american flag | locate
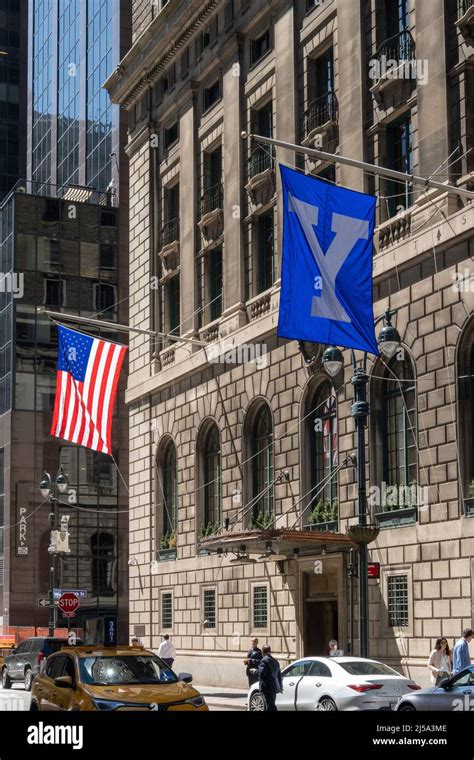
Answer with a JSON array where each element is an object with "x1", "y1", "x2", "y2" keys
[{"x1": 50, "y1": 325, "x2": 127, "y2": 455}]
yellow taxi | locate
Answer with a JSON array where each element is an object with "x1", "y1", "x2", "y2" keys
[
  {"x1": 0, "y1": 637, "x2": 17, "y2": 671},
  {"x1": 30, "y1": 645, "x2": 208, "y2": 711}
]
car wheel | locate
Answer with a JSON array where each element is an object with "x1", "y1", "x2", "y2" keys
[
  {"x1": 248, "y1": 691, "x2": 267, "y2": 711},
  {"x1": 398, "y1": 703, "x2": 416, "y2": 712},
  {"x1": 24, "y1": 668, "x2": 33, "y2": 692},
  {"x1": 318, "y1": 697, "x2": 337, "y2": 712},
  {"x1": 2, "y1": 668, "x2": 12, "y2": 689}
]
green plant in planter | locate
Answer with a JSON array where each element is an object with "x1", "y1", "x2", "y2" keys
[
  {"x1": 160, "y1": 531, "x2": 170, "y2": 550},
  {"x1": 309, "y1": 500, "x2": 326, "y2": 526},
  {"x1": 469, "y1": 480, "x2": 474, "y2": 498},
  {"x1": 249, "y1": 511, "x2": 274, "y2": 530},
  {"x1": 329, "y1": 498, "x2": 338, "y2": 522},
  {"x1": 200, "y1": 520, "x2": 220, "y2": 538}
]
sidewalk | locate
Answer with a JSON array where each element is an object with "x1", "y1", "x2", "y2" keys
[{"x1": 194, "y1": 684, "x2": 248, "y2": 711}]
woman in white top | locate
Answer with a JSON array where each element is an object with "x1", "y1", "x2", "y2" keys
[{"x1": 428, "y1": 638, "x2": 452, "y2": 686}]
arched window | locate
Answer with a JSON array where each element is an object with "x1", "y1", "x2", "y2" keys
[
  {"x1": 382, "y1": 356, "x2": 416, "y2": 488},
  {"x1": 458, "y1": 326, "x2": 474, "y2": 512},
  {"x1": 305, "y1": 382, "x2": 338, "y2": 525},
  {"x1": 203, "y1": 424, "x2": 221, "y2": 530},
  {"x1": 252, "y1": 404, "x2": 273, "y2": 521},
  {"x1": 91, "y1": 532, "x2": 115, "y2": 596}
]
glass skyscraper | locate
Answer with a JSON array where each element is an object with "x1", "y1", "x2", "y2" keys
[
  {"x1": 0, "y1": 0, "x2": 130, "y2": 639},
  {"x1": 0, "y1": 0, "x2": 27, "y2": 201},
  {"x1": 28, "y1": 0, "x2": 124, "y2": 194}
]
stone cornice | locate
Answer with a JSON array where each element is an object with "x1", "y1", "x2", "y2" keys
[{"x1": 104, "y1": 0, "x2": 220, "y2": 109}]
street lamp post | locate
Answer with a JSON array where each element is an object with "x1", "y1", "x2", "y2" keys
[
  {"x1": 39, "y1": 468, "x2": 69, "y2": 636},
  {"x1": 320, "y1": 309, "x2": 401, "y2": 658}
]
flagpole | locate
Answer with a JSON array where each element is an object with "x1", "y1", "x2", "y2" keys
[
  {"x1": 37, "y1": 308, "x2": 208, "y2": 347},
  {"x1": 242, "y1": 132, "x2": 474, "y2": 201}
]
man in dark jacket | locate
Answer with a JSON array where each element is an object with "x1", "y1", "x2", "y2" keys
[
  {"x1": 258, "y1": 645, "x2": 283, "y2": 711},
  {"x1": 244, "y1": 637, "x2": 262, "y2": 687}
]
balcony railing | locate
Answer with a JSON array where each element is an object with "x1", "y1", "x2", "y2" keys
[
  {"x1": 304, "y1": 91, "x2": 338, "y2": 137},
  {"x1": 458, "y1": 0, "x2": 474, "y2": 17},
  {"x1": 374, "y1": 28, "x2": 415, "y2": 65},
  {"x1": 200, "y1": 182, "x2": 223, "y2": 216},
  {"x1": 248, "y1": 146, "x2": 275, "y2": 178},
  {"x1": 161, "y1": 217, "x2": 179, "y2": 247}
]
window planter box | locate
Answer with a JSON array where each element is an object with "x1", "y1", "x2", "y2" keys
[
  {"x1": 307, "y1": 521, "x2": 338, "y2": 533},
  {"x1": 375, "y1": 506, "x2": 417, "y2": 529},
  {"x1": 463, "y1": 497, "x2": 474, "y2": 517},
  {"x1": 157, "y1": 548, "x2": 177, "y2": 561}
]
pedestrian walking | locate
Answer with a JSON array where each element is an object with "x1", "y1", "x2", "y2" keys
[
  {"x1": 428, "y1": 638, "x2": 452, "y2": 685},
  {"x1": 452, "y1": 628, "x2": 473, "y2": 675},
  {"x1": 131, "y1": 636, "x2": 140, "y2": 646},
  {"x1": 244, "y1": 637, "x2": 263, "y2": 687},
  {"x1": 158, "y1": 634, "x2": 176, "y2": 669},
  {"x1": 328, "y1": 639, "x2": 339, "y2": 656},
  {"x1": 257, "y1": 645, "x2": 283, "y2": 712}
]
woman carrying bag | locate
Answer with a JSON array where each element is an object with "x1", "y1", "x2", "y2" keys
[{"x1": 428, "y1": 638, "x2": 452, "y2": 686}]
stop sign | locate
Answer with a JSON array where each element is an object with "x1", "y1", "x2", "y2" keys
[{"x1": 58, "y1": 592, "x2": 79, "y2": 618}]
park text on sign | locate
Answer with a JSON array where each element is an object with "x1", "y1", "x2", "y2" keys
[{"x1": 17, "y1": 507, "x2": 28, "y2": 555}]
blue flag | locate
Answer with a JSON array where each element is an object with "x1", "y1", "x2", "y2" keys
[{"x1": 278, "y1": 165, "x2": 378, "y2": 355}]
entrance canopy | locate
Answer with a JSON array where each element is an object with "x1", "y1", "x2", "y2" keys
[{"x1": 199, "y1": 528, "x2": 355, "y2": 559}]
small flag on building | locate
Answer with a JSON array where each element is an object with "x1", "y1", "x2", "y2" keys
[
  {"x1": 50, "y1": 325, "x2": 127, "y2": 455},
  {"x1": 278, "y1": 164, "x2": 378, "y2": 355}
]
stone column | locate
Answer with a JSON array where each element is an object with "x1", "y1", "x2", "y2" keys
[
  {"x1": 274, "y1": 3, "x2": 296, "y2": 280},
  {"x1": 179, "y1": 84, "x2": 199, "y2": 338},
  {"x1": 337, "y1": 0, "x2": 365, "y2": 192},
  {"x1": 414, "y1": 0, "x2": 449, "y2": 179},
  {"x1": 220, "y1": 35, "x2": 247, "y2": 336}
]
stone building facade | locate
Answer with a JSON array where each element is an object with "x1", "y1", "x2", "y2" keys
[{"x1": 106, "y1": 0, "x2": 474, "y2": 687}]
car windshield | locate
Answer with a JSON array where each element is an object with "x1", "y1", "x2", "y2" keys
[
  {"x1": 337, "y1": 661, "x2": 401, "y2": 677},
  {"x1": 78, "y1": 655, "x2": 178, "y2": 686}
]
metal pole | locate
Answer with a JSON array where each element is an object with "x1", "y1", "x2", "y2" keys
[
  {"x1": 351, "y1": 366, "x2": 370, "y2": 659},
  {"x1": 36, "y1": 307, "x2": 208, "y2": 347},
  {"x1": 349, "y1": 547, "x2": 355, "y2": 656},
  {"x1": 245, "y1": 133, "x2": 474, "y2": 201}
]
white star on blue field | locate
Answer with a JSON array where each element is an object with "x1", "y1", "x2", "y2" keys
[{"x1": 57, "y1": 326, "x2": 94, "y2": 382}]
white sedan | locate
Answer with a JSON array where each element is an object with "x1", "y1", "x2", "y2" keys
[{"x1": 248, "y1": 656, "x2": 421, "y2": 711}]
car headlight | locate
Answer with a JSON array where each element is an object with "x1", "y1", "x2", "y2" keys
[
  {"x1": 185, "y1": 696, "x2": 206, "y2": 708},
  {"x1": 92, "y1": 699, "x2": 124, "y2": 711}
]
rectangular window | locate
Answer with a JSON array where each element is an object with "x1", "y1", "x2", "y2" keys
[
  {"x1": 164, "y1": 121, "x2": 179, "y2": 149},
  {"x1": 93, "y1": 283, "x2": 116, "y2": 318},
  {"x1": 180, "y1": 49, "x2": 189, "y2": 79},
  {"x1": 253, "y1": 585, "x2": 268, "y2": 629},
  {"x1": 224, "y1": 0, "x2": 234, "y2": 28},
  {"x1": 44, "y1": 278, "x2": 65, "y2": 308},
  {"x1": 161, "y1": 592, "x2": 173, "y2": 629},
  {"x1": 388, "y1": 575, "x2": 408, "y2": 626},
  {"x1": 387, "y1": 116, "x2": 413, "y2": 217},
  {"x1": 168, "y1": 275, "x2": 180, "y2": 336},
  {"x1": 209, "y1": 15, "x2": 218, "y2": 44},
  {"x1": 257, "y1": 210, "x2": 274, "y2": 293},
  {"x1": 162, "y1": 64, "x2": 176, "y2": 95},
  {"x1": 209, "y1": 247, "x2": 223, "y2": 321},
  {"x1": 251, "y1": 30, "x2": 271, "y2": 66},
  {"x1": 203, "y1": 588, "x2": 216, "y2": 629},
  {"x1": 204, "y1": 80, "x2": 220, "y2": 112}
]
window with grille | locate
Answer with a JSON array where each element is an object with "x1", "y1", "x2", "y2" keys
[
  {"x1": 382, "y1": 356, "x2": 417, "y2": 501},
  {"x1": 253, "y1": 585, "x2": 268, "y2": 628},
  {"x1": 204, "y1": 80, "x2": 220, "y2": 111},
  {"x1": 203, "y1": 589, "x2": 216, "y2": 628},
  {"x1": 162, "y1": 592, "x2": 173, "y2": 629},
  {"x1": 256, "y1": 210, "x2": 274, "y2": 294},
  {"x1": 388, "y1": 575, "x2": 408, "y2": 626}
]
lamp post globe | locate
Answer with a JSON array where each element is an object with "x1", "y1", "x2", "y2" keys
[{"x1": 322, "y1": 346, "x2": 344, "y2": 377}]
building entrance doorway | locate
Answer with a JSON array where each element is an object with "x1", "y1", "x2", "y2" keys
[{"x1": 304, "y1": 599, "x2": 338, "y2": 657}]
